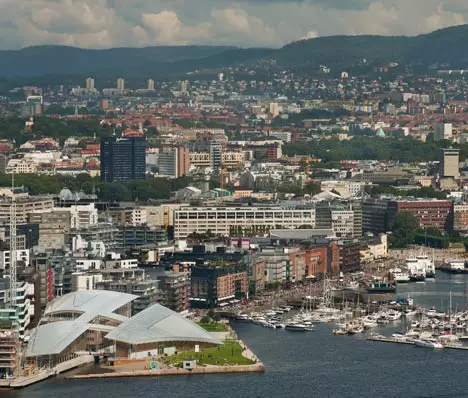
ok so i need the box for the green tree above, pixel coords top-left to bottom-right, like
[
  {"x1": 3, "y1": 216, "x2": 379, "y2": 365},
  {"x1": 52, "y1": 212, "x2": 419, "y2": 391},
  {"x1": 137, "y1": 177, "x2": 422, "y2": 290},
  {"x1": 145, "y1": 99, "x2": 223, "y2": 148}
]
[{"x1": 390, "y1": 212, "x2": 420, "y2": 248}]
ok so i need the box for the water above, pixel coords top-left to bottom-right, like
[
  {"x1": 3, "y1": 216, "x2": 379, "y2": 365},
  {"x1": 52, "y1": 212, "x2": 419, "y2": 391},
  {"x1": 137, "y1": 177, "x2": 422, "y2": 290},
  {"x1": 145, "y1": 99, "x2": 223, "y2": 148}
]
[{"x1": 4, "y1": 272, "x2": 468, "y2": 398}]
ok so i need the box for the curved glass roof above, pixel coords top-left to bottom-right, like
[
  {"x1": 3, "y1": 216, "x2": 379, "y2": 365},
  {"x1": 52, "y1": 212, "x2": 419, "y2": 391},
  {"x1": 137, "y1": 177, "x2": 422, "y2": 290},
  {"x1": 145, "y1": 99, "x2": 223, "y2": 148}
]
[
  {"x1": 26, "y1": 291, "x2": 138, "y2": 357},
  {"x1": 105, "y1": 304, "x2": 222, "y2": 346}
]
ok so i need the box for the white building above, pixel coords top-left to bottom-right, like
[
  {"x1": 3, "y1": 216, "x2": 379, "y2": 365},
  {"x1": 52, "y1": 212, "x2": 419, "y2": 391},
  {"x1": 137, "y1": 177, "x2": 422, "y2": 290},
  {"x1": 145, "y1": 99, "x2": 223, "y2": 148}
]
[
  {"x1": 74, "y1": 259, "x2": 103, "y2": 271},
  {"x1": 71, "y1": 273, "x2": 104, "y2": 292},
  {"x1": 434, "y1": 123, "x2": 453, "y2": 142},
  {"x1": 174, "y1": 206, "x2": 316, "y2": 239},
  {"x1": 0, "y1": 249, "x2": 30, "y2": 270},
  {"x1": 69, "y1": 203, "x2": 98, "y2": 229}
]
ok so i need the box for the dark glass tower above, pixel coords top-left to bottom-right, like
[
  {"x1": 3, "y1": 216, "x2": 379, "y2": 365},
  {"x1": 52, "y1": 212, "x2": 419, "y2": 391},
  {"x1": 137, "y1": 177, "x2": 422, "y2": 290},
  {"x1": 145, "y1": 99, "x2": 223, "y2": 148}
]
[{"x1": 100, "y1": 136, "x2": 146, "y2": 182}]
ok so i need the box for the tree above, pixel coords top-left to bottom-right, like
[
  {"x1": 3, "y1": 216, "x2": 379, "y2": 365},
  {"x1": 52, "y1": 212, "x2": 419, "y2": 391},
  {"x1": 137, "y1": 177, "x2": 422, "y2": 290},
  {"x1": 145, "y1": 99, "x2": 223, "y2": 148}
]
[{"x1": 390, "y1": 212, "x2": 420, "y2": 248}]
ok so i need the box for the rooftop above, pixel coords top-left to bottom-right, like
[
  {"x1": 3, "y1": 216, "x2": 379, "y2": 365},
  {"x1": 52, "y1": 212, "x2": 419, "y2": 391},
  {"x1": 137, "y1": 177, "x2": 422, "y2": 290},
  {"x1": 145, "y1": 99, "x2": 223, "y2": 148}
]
[{"x1": 105, "y1": 303, "x2": 222, "y2": 346}]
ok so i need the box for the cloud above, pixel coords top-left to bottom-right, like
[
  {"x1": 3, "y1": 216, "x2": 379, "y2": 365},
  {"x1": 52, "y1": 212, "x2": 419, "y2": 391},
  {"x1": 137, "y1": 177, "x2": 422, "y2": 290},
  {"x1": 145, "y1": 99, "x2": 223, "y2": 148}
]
[{"x1": 0, "y1": 0, "x2": 466, "y2": 49}]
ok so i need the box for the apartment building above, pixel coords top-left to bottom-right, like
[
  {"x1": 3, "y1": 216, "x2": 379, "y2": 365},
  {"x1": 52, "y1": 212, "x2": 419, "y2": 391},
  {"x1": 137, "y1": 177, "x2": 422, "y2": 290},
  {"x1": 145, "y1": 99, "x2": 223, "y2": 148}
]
[
  {"x1": 0, "y1": 197, "x2": 54, "y2": 223},
  {"x1": 174, "y1": 206, "x2": 316, "y2": 239}
]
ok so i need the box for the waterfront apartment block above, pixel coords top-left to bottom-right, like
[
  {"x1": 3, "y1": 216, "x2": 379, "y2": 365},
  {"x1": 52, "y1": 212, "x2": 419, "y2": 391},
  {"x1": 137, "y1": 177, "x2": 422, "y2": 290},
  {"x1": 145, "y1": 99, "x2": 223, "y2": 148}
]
[
  {"x1": 0, "y1": 322, "x2": 17, "y2": 378},
  {"x1": 190, "y1": 261, "x2": 248, "y2": 308},
  {"x1": 174, "y1": 206, "x2": 316, "y2": 239}
]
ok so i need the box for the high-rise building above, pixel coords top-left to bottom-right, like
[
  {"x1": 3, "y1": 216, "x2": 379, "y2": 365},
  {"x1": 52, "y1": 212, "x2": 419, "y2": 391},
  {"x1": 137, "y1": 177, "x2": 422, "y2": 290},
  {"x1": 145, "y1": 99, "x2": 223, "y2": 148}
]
[
  {"x1": 117, "y1": 78, "x2": 125, "y2": 91},
  {"x1": 434, "y1": 123, "x2": 453, "y2": 141},
  {"x1": 209, "y1": 141, "x2": 222, "y2": 172},
  {"x1": 158, "y1": 147, "x2": 190, "y2": 178},
  {"x1": 85, "y1": 77, "x2": 95, "y2": 91},
  {"x1": 440, "y1": 148, "x2": 460, "y2": 179},
  {"x1": 180, "y1": 80, "x2": 188, "y2": 93},
  {"x1": 269, "y1": 102, "x2": 280, "y2": 118},
  {"x1": 100, "y1": 99, "x2": 109, "y2": 110},
  {"x1": 100, "y1": 135, "x2": 146, "y2": 182},
  {"x1": 26, "y1": 96, "x2": 42, "y2": 116},
  {"x1": 146, "y1": 79, "x2": 155, "y2": 91}
]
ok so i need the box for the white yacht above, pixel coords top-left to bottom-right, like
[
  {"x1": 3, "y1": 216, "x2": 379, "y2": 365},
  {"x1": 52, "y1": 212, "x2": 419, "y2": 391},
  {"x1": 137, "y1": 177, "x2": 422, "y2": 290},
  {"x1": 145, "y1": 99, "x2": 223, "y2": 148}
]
[
  {"x1": 414, "y1": 339, "x2": 444, "y2": 349},
  {"x1": 285, "y1": 323, "x2": 309, "y2": 332}
]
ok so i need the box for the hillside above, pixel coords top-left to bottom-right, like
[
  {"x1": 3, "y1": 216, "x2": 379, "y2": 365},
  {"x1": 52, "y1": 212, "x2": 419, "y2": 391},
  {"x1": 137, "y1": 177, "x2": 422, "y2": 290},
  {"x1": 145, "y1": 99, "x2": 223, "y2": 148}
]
[{"x1": 2, "y1": 25, "x2": 468, "y2": 78}]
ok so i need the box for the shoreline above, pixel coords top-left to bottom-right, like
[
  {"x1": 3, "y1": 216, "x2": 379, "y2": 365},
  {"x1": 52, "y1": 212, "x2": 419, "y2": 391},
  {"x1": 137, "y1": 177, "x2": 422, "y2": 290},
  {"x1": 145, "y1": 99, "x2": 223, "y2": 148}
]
[{"x1": 66, "y1": 363, "x2": 265, "y2": 380}]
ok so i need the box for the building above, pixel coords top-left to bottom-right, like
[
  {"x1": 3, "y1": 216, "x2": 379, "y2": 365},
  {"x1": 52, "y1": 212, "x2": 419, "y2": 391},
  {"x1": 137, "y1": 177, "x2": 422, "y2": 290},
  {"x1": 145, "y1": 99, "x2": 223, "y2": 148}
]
[
  {"x1": 24, "y1": 291, "x2": 136, "y2": 368},
  {"x1": 163, "y1": 272, "x2": 190, "y2": 312},
  {"x1": 337, "y1": 240, "x2": 361, "y2": 273},
  {"x1": 108, "y1": 207, "x2": 147, "y2": 226},
  {"x1": 269, "y1": 102, "x2": 280, "y2": 118},
  {"x1": 100, "y1": 135, "x2": 146, "y2": 182},
  {"x1": 190, "y1": 261, "x2": 248, "y2": 308},
  {"x1": 440, "y1": 148, "x2": 460, "y2": 179},
  {"x1": 0, "y1": 279, "x2": 33, "y2": 340},
  {"x1": 173, "y1": 206, "x2": 316, "y2": 239},
  {"x1": 453, "y1": 203, "x2": 468, "y2": 232},
  {"x1": 0, "y1": 321, "x2": 17, "y2": 378},
  {"x1": 96, "y1": 276, "x2": 159, "y2": 315},
  {"x1": 209, "y1": 141, "x2": 222, "y2": 172},
  {"x1": 117, "y1": 78, "x2": 125, "y2": 91},
  {"x1": 362, "y1": 198, "x2": 391, "y2": 234},
  {"x1": 434, "y1": 123, "x2": 453, "y2": 141},
  {"x1": 388, "y1": 199, "x2": 453, "y2": 231},
  {"x1": 0, "y1": 249, "x2": 30, "y2": 271},
  {"x1": 180, "y1": 80, "x2": 188, "y2": 93},
  {"x1": 158, "y1": 147, "x2": 190, "y2": 178},
  {"x1": 0, "y1": 197, "x2": 54, "y2": 224},
  {"x1": 146, "y1": 79, "x2": 155, "y2": 91},
  {"x1": 85, "y1": 77, "x2": 95, "y2": 92},
  {"x1": 104, "y1": 304, "x2": 221, "y2": 359}
]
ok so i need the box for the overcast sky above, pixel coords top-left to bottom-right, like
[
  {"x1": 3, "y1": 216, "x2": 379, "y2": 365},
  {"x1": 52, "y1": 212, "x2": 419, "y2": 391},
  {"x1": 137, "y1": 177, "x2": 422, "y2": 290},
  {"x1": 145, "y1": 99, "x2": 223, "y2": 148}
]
[{"x1": 1, "y1": 0, "x2": 467, "y2": 49}]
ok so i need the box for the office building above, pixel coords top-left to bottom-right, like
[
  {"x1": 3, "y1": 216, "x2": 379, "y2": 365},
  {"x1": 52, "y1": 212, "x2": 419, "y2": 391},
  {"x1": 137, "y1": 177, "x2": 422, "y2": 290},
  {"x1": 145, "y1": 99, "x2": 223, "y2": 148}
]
[
  {"x1": 26, "y1": 96, "x2": 43, "y2": 116},
  {"x1": 180, "y1": 80, "x2": 188, "y2": 93},
  {"x1": 85, "y1": 77, "x2": 95, "y2": 91},
  {"x1": 100, "y1": 135, "x2": 146, "y2": 182},
  {"x1": 440, "y1": 148, "x2": 460, "y2": 179},
  {"x1": 117, "y1": 78, "x2": 125, "y2": 91},
  {"x1": 146, "y1": 79, "x2": 155, "y2": 91},
  {"x1": 158, "y1": 147, "x2": 190, "y2": 178},
  {"x1": 434, "y1": 123, "x2": 453, "y2": 141},
  {"x1": 174, "y1": 206, "x2": 316, "y2": 239}
]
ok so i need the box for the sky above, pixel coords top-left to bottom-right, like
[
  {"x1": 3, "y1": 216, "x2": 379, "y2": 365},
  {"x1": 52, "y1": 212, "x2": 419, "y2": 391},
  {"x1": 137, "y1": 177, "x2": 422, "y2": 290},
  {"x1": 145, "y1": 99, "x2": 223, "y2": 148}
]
[{"x1": 1, "y1": 0, "x2": 467, "y2": 49}]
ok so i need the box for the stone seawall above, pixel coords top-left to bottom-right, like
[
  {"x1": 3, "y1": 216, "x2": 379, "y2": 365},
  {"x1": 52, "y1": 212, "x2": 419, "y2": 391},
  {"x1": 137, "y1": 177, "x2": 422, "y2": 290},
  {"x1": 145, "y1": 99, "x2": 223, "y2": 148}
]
[{"x1": 67, "y1": 363, "x2": 265, "y2": 380}]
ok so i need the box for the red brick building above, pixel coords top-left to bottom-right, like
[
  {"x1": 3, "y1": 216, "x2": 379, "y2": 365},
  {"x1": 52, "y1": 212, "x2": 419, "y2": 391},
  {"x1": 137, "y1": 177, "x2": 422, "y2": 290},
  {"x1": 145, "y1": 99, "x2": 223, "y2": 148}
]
[{"x1": 388, "y1": 199, "x2": 453, "y2": 231}]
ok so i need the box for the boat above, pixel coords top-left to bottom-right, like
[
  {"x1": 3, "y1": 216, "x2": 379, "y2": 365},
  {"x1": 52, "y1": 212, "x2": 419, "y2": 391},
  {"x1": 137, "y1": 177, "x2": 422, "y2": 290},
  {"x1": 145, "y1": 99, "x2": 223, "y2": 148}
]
[
  {"x1": 235, "y1": 314, "x2": 252, "y2": 322},
  {"x1": 414, "y1": 339, "x2": 444, "y2": 349},
  {"x1": 285, "y1": 323, "x2": 308, "y2": 332},
  {"x1": 440, "y1": 259, "x2": 466, "y2": 274},
  {"x1": 406, "y1": 255, "x2": 426, "y2": 282},
  {"x1": 416, "y1": 253, "x2": 436, "y2": 278},
  {"x1": 393, "y1": 271, "x2": 410, "y2": 283},
  {"x1": 366, "y1": 282, "x2": 396, "y2": 294},
  {"x1": 344, "y1": 281, "x2": 360, "y2": 291}
]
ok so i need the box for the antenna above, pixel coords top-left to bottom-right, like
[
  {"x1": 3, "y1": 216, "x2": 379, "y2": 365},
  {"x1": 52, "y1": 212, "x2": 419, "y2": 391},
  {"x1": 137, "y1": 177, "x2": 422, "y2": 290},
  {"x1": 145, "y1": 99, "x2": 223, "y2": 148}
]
[{"x1": 9, "y1": 171, "x2": 17, "y2": 309}]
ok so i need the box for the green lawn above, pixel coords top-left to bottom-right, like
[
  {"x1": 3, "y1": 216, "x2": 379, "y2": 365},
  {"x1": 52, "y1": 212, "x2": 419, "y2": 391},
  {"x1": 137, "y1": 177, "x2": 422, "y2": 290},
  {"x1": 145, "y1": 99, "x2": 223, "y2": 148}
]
[
  {"x1": 196, "y1": 322, "x2": 228, "y2": 332},
  {"x1": 164, "y1": 340, "x2": 255, "y2": 367}
]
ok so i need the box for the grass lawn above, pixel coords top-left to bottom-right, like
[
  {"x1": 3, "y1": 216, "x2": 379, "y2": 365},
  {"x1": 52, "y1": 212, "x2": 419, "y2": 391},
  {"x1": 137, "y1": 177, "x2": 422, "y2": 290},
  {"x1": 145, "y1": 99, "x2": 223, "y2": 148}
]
[
  {"x1": 164, "y1": 340, "x2": 255, "y2": 367},
  {"x1": 196, "y1": 322, "x2": 228, "y2": 332}
]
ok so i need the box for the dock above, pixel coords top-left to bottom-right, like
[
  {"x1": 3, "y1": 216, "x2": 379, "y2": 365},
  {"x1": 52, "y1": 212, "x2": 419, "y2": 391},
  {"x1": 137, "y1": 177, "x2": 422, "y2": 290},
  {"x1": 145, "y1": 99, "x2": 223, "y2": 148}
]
[
  {"x1": 367, "y1": 335, "x2": 468, "y2": 350},
  {"x1": 367, "y1": 335, "x2": 415, "y2": 345},
  {"x1": 0, "y1": 355, "x2": 95, "y2": 389}
]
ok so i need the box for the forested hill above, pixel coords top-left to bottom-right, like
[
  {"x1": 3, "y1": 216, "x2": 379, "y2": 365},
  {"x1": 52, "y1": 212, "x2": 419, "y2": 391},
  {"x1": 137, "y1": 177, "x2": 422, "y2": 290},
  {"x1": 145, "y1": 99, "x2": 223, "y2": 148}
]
[{"x1": 3, "y1": 24, "x2": 468, "y2": 77}]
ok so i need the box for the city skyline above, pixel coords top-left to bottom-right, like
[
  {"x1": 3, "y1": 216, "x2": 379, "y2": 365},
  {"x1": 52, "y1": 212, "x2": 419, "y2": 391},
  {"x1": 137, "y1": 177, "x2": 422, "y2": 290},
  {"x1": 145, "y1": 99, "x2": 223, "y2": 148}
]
[{"x1": 0, "y1": 1, "x2": 467, "y2": 49}]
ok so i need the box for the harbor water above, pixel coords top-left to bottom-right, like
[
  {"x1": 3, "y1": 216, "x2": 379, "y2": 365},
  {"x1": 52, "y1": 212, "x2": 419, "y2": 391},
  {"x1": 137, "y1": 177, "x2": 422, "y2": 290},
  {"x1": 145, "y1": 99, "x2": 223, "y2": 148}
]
[{"x1": 5, "y1": 272, "x2": 468, "y2": 398}]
